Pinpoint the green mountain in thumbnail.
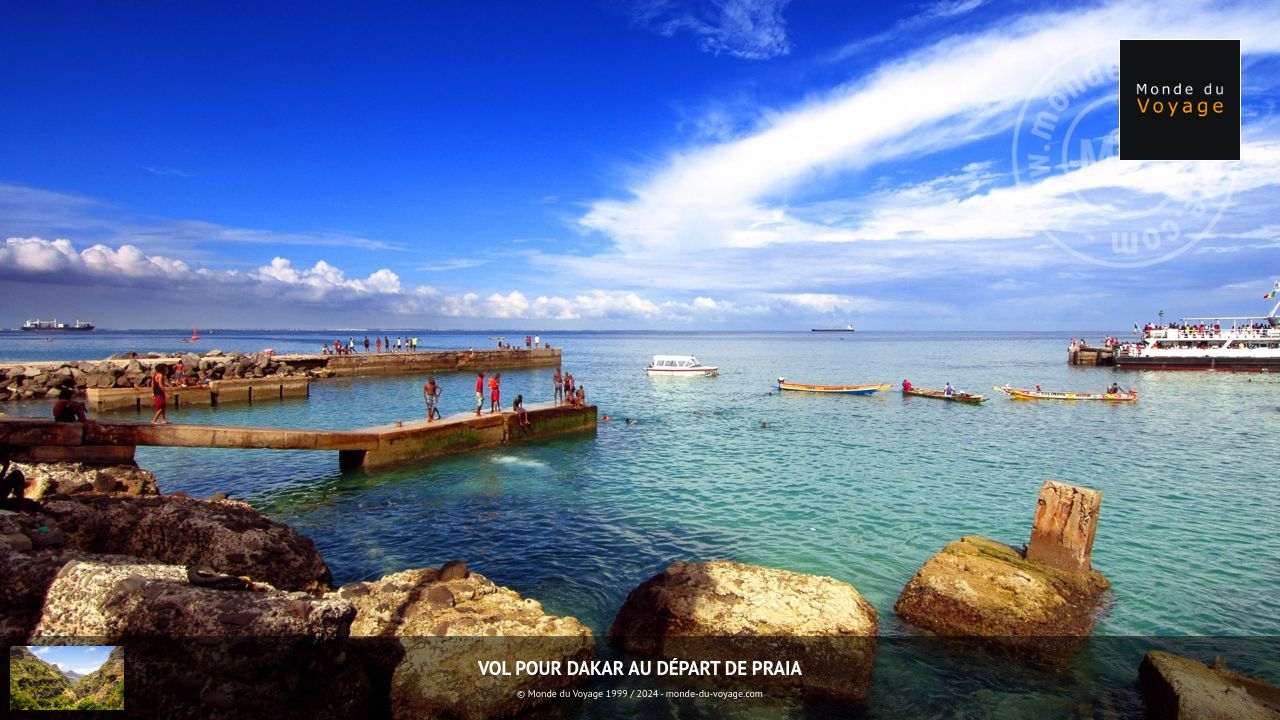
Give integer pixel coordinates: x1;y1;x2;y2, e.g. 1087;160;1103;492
73;646;125;710
9;645;125;711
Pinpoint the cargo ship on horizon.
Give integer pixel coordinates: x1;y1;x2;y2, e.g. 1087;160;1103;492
21;318;95;332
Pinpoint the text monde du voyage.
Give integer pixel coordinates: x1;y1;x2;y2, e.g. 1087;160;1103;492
1134;82;1229;118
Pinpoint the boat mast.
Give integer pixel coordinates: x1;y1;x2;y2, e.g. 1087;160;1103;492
1269;280;1280;324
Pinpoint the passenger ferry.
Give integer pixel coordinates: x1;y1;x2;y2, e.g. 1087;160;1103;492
645;355;719;377
21;318;95;332
1117;281;1280;371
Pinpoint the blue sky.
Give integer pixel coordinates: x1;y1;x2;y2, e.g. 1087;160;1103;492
2;0;1279;329
26;645;113;676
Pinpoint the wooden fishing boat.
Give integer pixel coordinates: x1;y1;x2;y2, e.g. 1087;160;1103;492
776;378;891;395
992;385;1138;402
902;387;986;404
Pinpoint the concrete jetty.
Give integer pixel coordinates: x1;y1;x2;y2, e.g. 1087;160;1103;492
86;377;312;412
0;402;596;470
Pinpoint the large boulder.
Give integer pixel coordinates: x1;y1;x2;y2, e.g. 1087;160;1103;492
39;494;332;592
894;536;1108;656
609;560;878;701
1139;650;1280;720
343;563;594;720
31;560;369;720
16;461;159;500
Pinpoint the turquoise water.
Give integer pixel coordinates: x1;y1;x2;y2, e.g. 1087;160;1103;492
5;330;1278;715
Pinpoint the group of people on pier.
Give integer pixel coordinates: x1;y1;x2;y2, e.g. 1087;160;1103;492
420;366;585;424
323;336;421;355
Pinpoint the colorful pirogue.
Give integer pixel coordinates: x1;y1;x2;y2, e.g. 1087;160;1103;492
902;386;986;404
776;379;892;395
993;385;1138;402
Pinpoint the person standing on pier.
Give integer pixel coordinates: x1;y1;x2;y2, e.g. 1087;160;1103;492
534;335;540;348
376;337;382;353
489;373;501;414
553;367;563;405
424;377;441;422
475;371;485;416
364;336;370;353
150;364;169;424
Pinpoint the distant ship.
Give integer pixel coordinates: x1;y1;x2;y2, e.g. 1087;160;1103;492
811;324;855;332
22;318;95;332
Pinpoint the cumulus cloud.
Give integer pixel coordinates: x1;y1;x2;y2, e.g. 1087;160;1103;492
0;236;746;324
634;0;792;59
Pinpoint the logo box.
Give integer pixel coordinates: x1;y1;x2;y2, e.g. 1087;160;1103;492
1120;39;1240;160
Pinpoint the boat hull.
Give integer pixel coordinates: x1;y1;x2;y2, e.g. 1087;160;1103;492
778;382;890;395
994;386;1137;402
645;368;719;377
902;388;985;404
1116;355;1280;372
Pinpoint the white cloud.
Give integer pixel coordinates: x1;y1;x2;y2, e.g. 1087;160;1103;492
573;0;1280;293
634;0;792;59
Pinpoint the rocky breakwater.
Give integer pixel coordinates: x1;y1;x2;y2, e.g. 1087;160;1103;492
894;480;1110;661
341;562;595;720
609;559;879;702
0;349;317;402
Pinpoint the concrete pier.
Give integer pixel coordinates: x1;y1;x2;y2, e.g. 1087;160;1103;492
86;378;310;413
0;402;595;470
1067;344;1116;366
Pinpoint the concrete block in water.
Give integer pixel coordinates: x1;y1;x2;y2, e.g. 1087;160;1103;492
1027;480;1101;574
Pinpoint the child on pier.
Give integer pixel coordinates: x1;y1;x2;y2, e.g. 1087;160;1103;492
488;373;501;414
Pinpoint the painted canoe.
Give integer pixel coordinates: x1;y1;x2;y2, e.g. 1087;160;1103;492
777;380;892;395
993;386;1138;402
902;387;986;404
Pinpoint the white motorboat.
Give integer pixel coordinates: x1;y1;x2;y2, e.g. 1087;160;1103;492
645;355;719;377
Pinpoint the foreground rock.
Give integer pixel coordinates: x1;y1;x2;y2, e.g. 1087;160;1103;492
895;482;1109;661
30;559;369;720
15;461;159;499
39;493;332;592
343;562;594;720
31;560;352;639
1140;650;1280;720
609;559;878;701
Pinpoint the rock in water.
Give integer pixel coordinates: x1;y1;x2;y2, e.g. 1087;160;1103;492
895;481;1110;662
894;535;1109;663
344;566;594;720
39;494;332;592
609;559;878;701
1140;650;1280;720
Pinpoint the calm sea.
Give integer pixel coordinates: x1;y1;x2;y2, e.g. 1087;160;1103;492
3;329;1278;717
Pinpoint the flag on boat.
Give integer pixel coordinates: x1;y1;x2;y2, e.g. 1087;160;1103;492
1265;290;1277;299
1132;323;1139;333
